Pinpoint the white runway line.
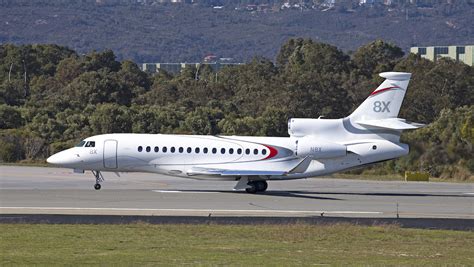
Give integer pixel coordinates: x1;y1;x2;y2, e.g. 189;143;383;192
152;190;183;193
151;190;218;194
0;207;383;215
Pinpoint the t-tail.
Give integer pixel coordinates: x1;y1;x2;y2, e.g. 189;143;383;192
349;72;425;131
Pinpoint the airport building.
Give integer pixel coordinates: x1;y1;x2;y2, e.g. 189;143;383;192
140;62;244;74
410;45;474;66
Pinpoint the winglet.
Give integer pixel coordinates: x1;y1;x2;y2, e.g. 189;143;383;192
289;156;312;174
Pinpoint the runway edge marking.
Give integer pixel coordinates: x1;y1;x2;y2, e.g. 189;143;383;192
0;207;382;215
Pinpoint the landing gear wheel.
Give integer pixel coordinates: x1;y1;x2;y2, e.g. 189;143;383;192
254;181;268;192
258;181;268;192
91;170;104;191
245;183;257;194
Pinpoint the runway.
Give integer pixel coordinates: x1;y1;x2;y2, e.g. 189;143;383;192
1;166;473;219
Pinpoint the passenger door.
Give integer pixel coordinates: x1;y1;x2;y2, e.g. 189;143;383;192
103;140;118;169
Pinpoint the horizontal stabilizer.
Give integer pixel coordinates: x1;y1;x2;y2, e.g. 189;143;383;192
356;118;425;130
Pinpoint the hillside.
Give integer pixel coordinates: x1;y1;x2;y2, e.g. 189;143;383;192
1;1;473;62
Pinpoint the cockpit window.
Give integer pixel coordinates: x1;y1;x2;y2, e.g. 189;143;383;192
75;141;86;147
85;141;95;147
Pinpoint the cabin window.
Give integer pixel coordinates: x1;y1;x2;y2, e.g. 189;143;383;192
203;147;208;154
253;149;258;155
195;147;200;153
162;147;167;153
262;149;267;155
171;147;176;153
138;146;143;152
212;148;217;154
237;148;242;154
75;141;86;147
146;146;151;152
221;148;226;154
154;146;159;153
229;148;234;154
245;148;250;155
179;147;184;153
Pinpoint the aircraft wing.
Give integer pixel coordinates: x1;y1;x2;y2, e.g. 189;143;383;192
186;156;312;177
186;168;287;176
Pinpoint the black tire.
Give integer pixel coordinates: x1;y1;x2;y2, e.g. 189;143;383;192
94;183;101;190
255;181;267;192
260;181;268;192
245;183;257;194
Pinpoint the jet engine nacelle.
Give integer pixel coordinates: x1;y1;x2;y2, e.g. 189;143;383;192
295;136;347;159
288;118;341;137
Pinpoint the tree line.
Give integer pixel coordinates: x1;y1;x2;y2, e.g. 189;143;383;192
0;40;472;179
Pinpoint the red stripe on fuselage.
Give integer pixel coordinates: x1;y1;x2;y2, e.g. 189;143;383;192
370;86;399;96
263;145;278;160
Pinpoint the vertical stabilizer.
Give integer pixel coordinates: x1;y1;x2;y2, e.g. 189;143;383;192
349;72;411;121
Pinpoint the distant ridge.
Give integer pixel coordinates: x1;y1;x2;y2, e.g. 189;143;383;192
0;1;473;62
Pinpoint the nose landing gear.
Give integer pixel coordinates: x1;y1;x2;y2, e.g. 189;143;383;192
92;170;104;190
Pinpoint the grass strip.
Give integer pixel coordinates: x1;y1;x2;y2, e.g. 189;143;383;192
1;223;473;265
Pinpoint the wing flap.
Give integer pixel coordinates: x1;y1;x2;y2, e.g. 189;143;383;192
186;157;312;177
186;168;286;177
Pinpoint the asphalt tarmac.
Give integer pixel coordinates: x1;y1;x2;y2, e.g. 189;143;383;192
1;166;473;220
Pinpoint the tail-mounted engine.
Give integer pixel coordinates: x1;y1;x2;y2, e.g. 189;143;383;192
295;136;347;159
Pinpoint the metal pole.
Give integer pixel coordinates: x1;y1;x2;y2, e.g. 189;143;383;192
8;63;13;82
195;63;200;81
23;60;28;97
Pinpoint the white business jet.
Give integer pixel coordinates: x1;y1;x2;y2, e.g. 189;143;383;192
47;72;424;193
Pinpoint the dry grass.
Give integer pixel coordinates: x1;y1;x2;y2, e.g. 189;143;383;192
1;223;473;265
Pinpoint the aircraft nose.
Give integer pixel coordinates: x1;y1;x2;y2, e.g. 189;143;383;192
46;153;60;164
46;150;82;166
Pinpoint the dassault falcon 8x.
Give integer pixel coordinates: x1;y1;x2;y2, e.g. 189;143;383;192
47;72;424;193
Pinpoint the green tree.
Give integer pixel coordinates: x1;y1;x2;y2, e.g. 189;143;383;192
89;103;133;134
83;50;121;72
395;54;474;123
183;107;224;135
64;69;133;108
0;129;24;162
260;107;288;137
0;80;27;106
0;104;23;129
131;105;163;134
55;56;84;85
352;40;404;77
117;60;151;97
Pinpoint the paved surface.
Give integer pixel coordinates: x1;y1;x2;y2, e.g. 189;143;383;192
1;166;473;219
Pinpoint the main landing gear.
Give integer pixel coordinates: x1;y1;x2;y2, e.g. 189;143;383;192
245;180;268;194
92;170;104;190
